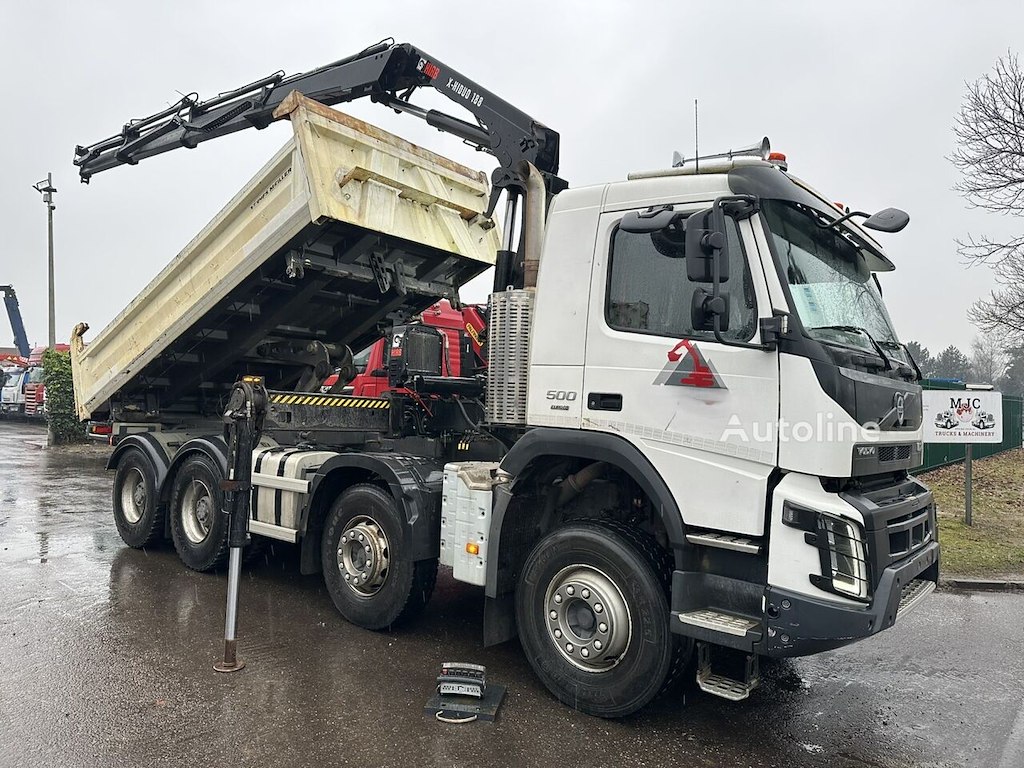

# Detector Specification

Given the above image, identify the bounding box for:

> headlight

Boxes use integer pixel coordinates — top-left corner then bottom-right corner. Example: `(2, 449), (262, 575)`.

(781, 502), (870, 601)
(819, 514), (869, 600)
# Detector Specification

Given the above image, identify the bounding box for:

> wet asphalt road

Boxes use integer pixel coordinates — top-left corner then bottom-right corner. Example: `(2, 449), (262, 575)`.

(1, 421), (1023, 768)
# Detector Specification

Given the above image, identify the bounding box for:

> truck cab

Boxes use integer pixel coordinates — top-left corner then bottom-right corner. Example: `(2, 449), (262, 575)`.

(971, 409), (996, 430)
(495, 154), (936, 681)
(1, 366), (28, 416)
(22, 366), (46, 418)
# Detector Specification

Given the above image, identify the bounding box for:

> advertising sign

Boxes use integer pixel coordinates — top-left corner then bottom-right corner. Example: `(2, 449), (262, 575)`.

(922, 390), (1002, 443)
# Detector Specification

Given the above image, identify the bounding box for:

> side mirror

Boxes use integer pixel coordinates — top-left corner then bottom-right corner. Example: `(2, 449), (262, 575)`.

(684, 209), (730, 283)
(691, 288), (730, 332)
(862, 207), (909, 233)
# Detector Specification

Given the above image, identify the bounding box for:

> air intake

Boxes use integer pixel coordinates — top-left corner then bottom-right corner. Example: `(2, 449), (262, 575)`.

(486, 290), (534, 425)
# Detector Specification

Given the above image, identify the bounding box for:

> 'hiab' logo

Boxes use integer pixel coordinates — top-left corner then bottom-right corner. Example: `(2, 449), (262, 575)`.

(653, 340), (726, 389)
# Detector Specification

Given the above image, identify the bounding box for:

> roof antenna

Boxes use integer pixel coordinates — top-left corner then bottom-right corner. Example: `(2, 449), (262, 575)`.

(694, 99), (699, 173)
(670, 100), (702, 169)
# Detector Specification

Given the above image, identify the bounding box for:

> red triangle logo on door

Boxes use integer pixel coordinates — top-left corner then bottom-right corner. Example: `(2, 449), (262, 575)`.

(653, 340), (726, 389)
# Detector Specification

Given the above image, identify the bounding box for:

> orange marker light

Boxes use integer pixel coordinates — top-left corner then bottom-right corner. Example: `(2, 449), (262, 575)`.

(465, 542), (480, 556)
(767, 151), (789, 171)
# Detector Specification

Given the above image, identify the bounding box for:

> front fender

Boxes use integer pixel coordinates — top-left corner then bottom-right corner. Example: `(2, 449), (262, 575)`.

(498, 428), (688, 562)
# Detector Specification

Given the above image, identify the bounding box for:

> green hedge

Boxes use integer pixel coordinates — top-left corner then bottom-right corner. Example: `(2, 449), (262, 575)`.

(43, 348), (85, 444)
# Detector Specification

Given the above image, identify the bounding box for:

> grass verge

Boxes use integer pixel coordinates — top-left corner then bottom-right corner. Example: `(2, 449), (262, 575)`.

(920, 449), (1024, 578)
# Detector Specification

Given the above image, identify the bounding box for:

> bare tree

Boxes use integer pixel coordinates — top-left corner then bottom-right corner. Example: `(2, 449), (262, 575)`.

(952, 52), (1024, 343)
(998, 345), (1024, 394)
(970, 334), (1007, 384)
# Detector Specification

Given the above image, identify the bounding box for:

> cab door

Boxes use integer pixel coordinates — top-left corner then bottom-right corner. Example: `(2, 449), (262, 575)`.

(581, 206), (779, 536)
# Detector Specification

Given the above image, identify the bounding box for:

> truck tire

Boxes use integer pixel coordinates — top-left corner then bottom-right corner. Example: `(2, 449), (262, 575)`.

(515, 521), (689, 718)
(112, 448), (163, 548)
(321, 483), (437, 630)
(169, 454), (229, 572)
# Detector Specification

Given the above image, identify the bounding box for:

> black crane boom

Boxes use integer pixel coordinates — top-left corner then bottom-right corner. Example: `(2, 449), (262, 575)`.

(73, 40), (564, 214)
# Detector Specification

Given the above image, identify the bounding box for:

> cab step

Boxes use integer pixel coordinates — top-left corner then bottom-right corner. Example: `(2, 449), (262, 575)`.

(696, 642), (760, 702)
(897, 578), (935, 618)
(684, 531), (761, 554)
(677, 608), (760, 637)
(671, 572), (763, 651)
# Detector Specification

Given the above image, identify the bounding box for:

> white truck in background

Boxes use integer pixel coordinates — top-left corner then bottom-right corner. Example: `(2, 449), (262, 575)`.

(71, 40), (938, 717)
(1, 366), (28, 416)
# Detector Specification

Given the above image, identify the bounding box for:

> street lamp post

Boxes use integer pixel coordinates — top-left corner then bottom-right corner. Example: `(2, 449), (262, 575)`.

(32, 173), (57, 348)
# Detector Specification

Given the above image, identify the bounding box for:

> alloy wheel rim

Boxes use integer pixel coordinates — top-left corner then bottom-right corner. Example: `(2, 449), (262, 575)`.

(543, 564), (632, 672)
(337, 515), (390, 597)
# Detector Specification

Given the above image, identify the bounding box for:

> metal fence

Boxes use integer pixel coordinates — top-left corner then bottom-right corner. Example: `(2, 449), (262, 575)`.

(916, 380), (1024, 473)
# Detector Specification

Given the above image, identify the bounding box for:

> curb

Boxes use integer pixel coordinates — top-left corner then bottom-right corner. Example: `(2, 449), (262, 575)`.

(939, 578), (1024, 592)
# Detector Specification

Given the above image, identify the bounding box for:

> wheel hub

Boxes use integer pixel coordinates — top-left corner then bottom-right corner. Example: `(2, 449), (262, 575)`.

(195, 497), (212, 527)
(337, 516), (390, 597)
(544, 565), (631, 672)
(120, 468), (146, 524)
(181, 479), (214, 545)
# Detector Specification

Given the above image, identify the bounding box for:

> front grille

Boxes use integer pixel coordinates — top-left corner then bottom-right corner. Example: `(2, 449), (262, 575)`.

(841, 478), (935, 584)
(886, 505), (933, 559)
(878, 444), (912, 463)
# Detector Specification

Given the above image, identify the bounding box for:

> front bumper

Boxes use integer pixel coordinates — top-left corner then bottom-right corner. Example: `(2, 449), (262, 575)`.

(763, 539), (939, 657)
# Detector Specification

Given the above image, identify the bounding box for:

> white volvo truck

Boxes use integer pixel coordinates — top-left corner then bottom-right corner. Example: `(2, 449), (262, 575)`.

(71, 41), (937, 717)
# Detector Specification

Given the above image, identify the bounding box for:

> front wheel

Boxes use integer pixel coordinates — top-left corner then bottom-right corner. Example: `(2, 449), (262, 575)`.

(169, 455), (229, 572)
(321, 484), (436, 630)
(515, 522), (690, 718)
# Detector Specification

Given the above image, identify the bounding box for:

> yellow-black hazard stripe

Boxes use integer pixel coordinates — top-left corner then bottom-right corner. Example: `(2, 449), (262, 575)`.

(268, 394), (390, 409)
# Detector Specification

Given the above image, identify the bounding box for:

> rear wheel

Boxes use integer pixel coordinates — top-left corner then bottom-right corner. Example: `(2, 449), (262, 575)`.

(321, 483), (436, 630)
(169, 455), (229, 572)
(112, 448), (163, 548)
(515, 522), (690, 718)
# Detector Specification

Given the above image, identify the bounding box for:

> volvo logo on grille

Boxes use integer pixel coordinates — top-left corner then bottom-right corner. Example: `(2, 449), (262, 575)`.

(894, 392), (907, 426)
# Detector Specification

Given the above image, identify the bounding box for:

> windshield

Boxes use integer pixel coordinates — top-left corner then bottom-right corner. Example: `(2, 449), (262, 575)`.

(761, 199), (906, 361)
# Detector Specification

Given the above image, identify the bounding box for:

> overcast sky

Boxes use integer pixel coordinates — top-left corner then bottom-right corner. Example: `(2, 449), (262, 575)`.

(1, 0), (1020, 357)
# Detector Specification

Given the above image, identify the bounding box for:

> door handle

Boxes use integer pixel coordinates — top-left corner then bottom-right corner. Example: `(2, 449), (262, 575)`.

(587, 392), (622, 411)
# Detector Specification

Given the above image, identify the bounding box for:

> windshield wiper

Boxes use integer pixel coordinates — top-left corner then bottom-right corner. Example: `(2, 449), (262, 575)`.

(809, 325), (893, 371)
(877, 339), (922, 381)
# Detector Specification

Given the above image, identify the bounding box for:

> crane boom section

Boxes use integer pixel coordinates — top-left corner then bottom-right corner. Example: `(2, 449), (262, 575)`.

(0, 285), (30, 358)
(73, 41), (562, 211)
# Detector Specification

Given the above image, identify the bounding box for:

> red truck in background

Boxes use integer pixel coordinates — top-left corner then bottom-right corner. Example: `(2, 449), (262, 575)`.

(322, 299), (486, 395)
(23, 344), (70, 418)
